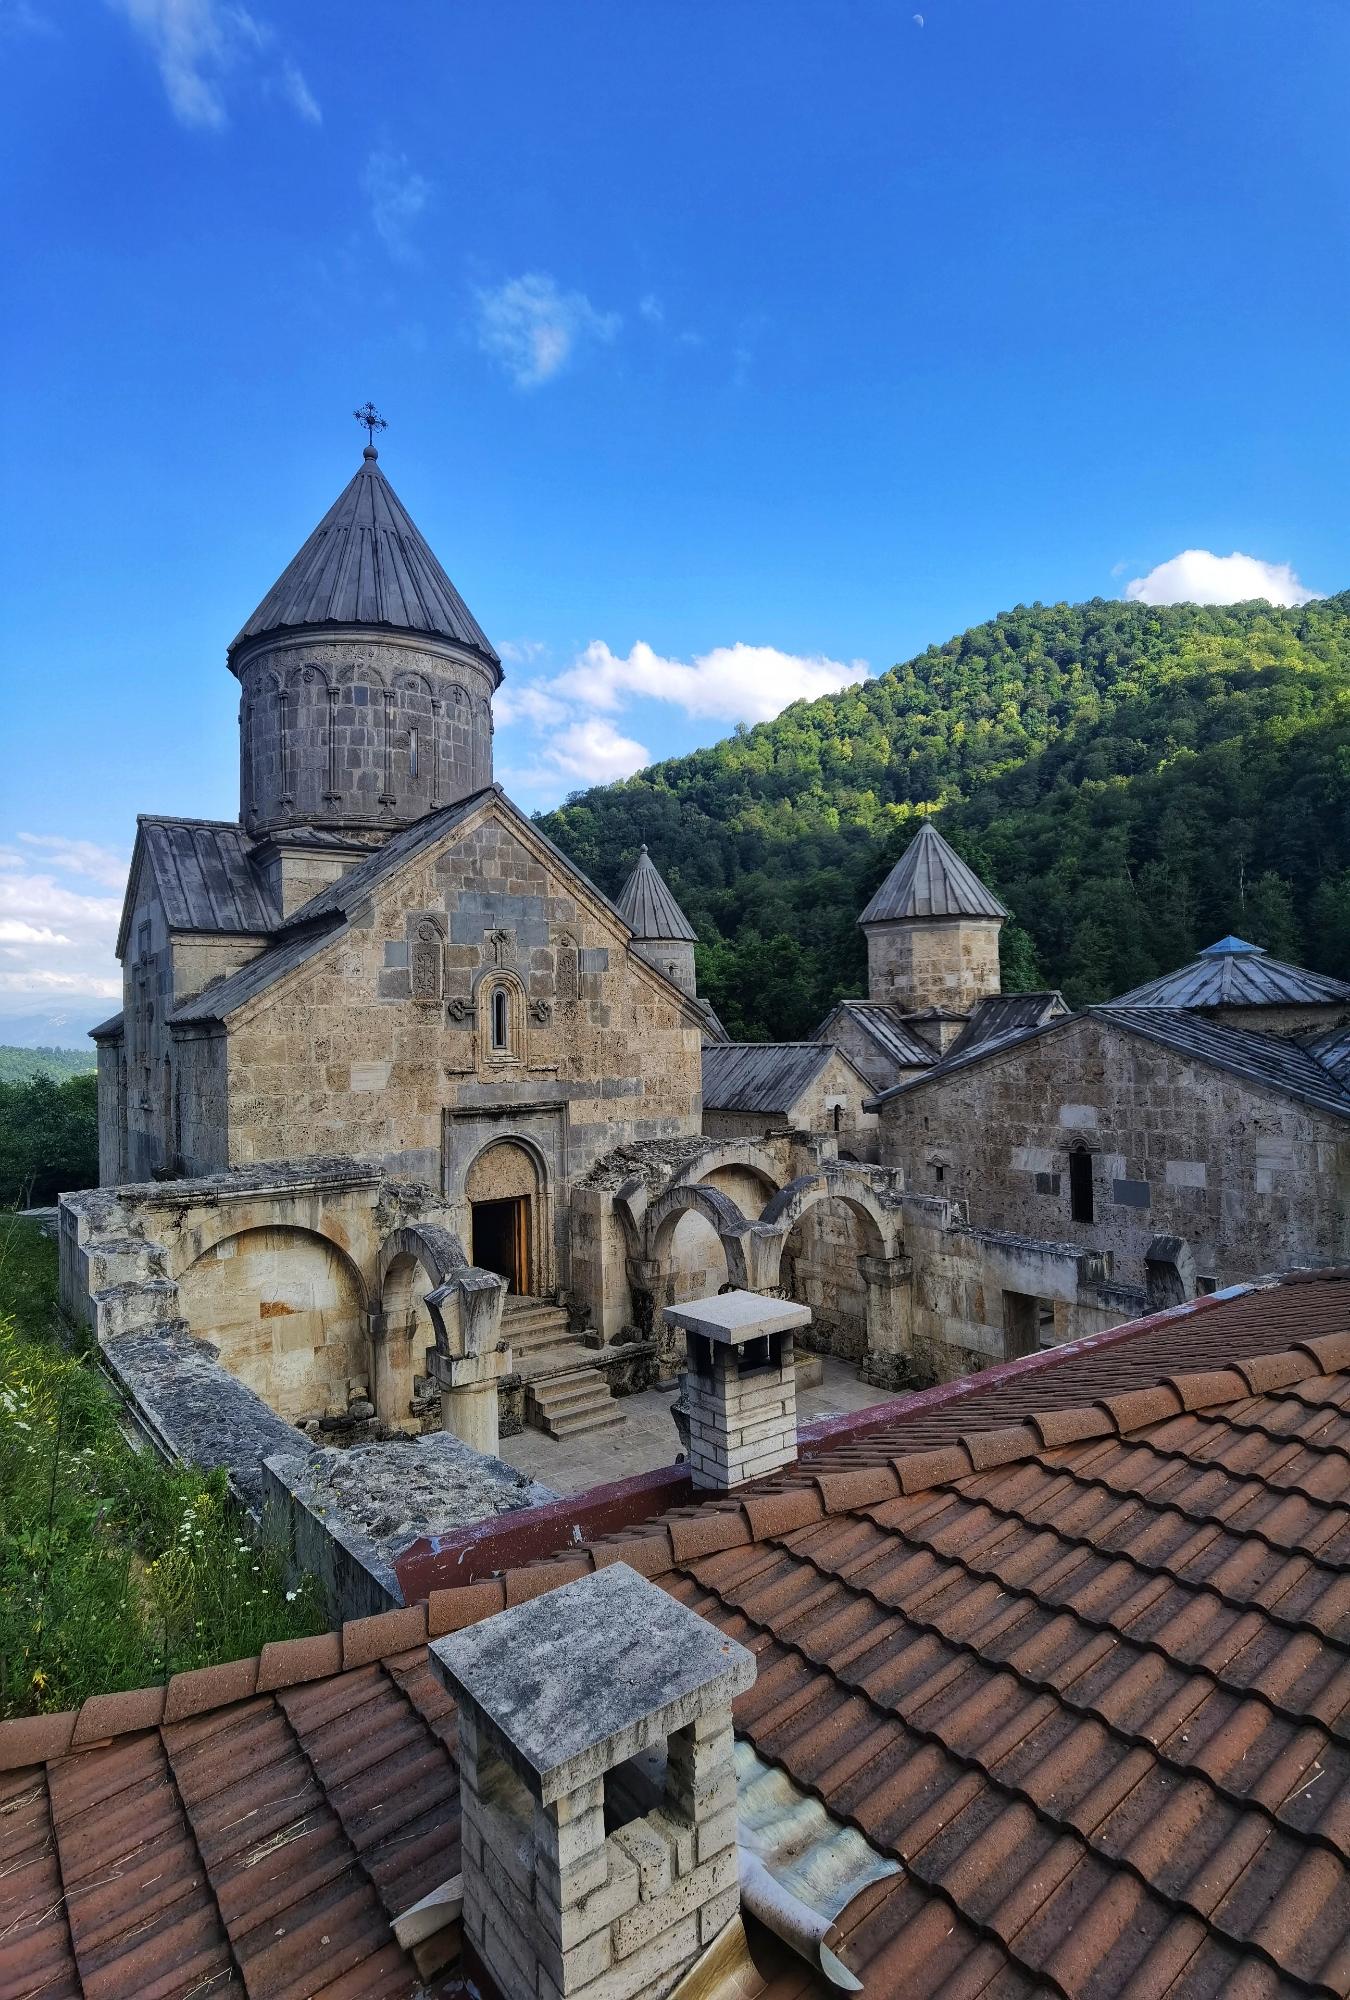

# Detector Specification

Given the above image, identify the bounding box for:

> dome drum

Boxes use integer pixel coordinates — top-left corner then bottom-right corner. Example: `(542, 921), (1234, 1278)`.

(236, 628), (495, 838)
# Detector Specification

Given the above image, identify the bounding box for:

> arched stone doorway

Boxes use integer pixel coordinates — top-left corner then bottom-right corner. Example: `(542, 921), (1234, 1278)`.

(465, 1140), (545, 1295)
(178, 1225), (368, 1422)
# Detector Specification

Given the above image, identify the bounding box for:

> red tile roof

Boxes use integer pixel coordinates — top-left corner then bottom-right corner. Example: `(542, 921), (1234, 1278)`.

(6, 1273), (1350, 1999)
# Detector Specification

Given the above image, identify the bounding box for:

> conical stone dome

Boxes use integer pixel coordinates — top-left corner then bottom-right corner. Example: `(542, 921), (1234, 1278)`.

(229, 448), (500, 840)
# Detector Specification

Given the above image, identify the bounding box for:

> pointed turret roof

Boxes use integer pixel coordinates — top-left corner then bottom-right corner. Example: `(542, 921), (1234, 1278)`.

(615, 845), (697, 941)
(229, 446), (499, 670)
(859, 821), (1008, 926)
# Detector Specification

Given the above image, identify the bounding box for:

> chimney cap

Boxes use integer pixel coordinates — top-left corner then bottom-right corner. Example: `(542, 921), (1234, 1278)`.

(664, 1288), (812, 1347)
(430, 1563), (755, 1804)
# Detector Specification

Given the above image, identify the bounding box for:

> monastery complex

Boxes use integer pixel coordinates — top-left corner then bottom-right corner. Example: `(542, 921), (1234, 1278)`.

(61, 444), (1350, 1458)
(18, 444), (1350, 2000)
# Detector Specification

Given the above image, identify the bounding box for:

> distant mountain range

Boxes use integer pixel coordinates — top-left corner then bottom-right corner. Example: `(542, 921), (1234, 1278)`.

(0, 1010), (108, 1054)
(539, 593), (1350, 1040)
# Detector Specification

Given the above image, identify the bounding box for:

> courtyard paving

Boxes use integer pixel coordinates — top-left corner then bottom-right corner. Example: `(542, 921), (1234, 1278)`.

(495, 1356), (899, 1495)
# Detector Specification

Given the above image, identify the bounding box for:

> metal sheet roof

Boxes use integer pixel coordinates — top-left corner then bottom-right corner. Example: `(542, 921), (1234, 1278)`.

(1112, 936), (1350, 1009)
(614, 845), (698, 942)
(858, 822), (1008, 926)
(818, 1001), (935, 1068)
(138, 816), (278, 936)
(1308, 1023), (1350, 1085)
(230, 447), (500, 669)
(702, 1041), (842, 1114)
(943, 990), (1069, 1061)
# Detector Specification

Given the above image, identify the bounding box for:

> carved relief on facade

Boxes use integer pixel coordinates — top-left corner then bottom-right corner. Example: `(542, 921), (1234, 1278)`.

(410, 916), (445, 1004)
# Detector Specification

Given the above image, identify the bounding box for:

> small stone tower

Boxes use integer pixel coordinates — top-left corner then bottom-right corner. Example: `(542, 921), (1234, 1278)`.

(615, 845), (699, 997)
(859, 821), (1007, 1014)
(228, 445), (501, 843)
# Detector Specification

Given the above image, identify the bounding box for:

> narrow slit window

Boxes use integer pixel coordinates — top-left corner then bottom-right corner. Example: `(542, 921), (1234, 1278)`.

(1069, 1147), (1094, 1224)
(491, 986), (509, 1051)
(409, 727), (418, 778)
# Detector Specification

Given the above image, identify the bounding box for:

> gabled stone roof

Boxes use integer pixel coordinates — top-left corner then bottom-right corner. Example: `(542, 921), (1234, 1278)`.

(115, 817), (279, 959)
(701, 1041), (867, 1115)
(613, 845), (698, 942)
(814, 1000), (935, 1068)
(1112, 936), (1350, 1010)
(229, 446), (500, 670)
(857, 821), (1008, 925)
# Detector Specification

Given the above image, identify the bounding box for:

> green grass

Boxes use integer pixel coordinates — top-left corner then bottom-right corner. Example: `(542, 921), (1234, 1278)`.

(0, 1215), (326, 1719)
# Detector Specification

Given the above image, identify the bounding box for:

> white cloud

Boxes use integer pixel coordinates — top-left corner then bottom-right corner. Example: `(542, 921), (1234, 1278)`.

(493, 681), (568, 730)
(15, 834), (131, 890)
(277, 57), (320, 123)
(0, 838), (126, 1024)
(107, 0), (319, 130)
(639, 292), (664, 324)
(1124, 549), (1319, 608)
(549, 640), (870, 724)
(475, 273), (620, 389)
(543, 720), (651, 785)
(364, 148), (430, 262)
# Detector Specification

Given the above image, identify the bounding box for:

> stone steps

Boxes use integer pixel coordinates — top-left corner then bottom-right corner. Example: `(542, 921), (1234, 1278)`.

(526, 1368), (623, 1440)
(505, 1296), (624, 1437)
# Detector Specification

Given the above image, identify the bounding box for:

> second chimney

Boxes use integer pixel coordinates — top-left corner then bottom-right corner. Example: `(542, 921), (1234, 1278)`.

(664, 1290), (810, 1491)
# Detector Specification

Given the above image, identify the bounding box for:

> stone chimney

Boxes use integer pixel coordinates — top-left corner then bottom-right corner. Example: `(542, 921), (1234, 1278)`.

(664, 1291), (810, 1491)
(431, 1563), (755, 2000)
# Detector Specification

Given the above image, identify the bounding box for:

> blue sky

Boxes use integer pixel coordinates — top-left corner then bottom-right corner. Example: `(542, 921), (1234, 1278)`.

(3, 0), (1349, 1039)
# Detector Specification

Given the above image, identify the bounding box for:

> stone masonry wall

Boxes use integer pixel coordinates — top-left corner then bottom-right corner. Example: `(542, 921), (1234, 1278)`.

(865, 916), (1002, 1013)
(235, 629), (496, 839)
(879, 1014), (1350, 1289)
(222, 801), (704, 1296)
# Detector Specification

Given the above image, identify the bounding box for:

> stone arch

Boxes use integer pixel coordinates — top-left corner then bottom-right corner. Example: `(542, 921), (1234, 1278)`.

(374, 1222), (469, 1427)
(760, 1171), (895, 1363)
(646, 1183), (753, 1293)
(757, 1170), (892, 1255)
(178, 1224), (369, 1423)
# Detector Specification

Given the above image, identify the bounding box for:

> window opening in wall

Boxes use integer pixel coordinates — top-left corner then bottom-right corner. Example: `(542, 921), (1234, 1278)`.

(1068, 1146), (1094, 1224)
(491, 986), (509, 1051)
(932, 1161), (945, 1184)
(409, 727), (418, 779)
(1197, 1275), (1219, 1295)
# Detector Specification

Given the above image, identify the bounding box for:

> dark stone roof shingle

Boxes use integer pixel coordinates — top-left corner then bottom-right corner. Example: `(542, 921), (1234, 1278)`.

(702, 1041), (854, 1115)
(135, 817), (277, 938)
(815, 1001), (935, 1068)
(858, 821), (1008, 925)
(230, 447), (500, 669)
(613, 846), (697, 942)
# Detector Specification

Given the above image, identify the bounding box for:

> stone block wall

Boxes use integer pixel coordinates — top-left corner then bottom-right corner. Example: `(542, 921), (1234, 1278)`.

(222, 802), (704, 1304)
(878, 1014), (1350, 1291)
(682, 1337), (797, 1490)
(457, 1710), (740, 2000)
(235, 630), (496, 839)
(865, 915), (1002, 1014)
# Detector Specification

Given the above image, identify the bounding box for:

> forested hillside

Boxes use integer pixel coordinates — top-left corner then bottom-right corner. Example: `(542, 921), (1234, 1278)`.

(538, 594), (1350, 1038)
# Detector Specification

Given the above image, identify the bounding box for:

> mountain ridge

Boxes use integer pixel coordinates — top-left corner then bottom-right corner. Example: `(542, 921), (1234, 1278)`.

(537, 591), (1350, 1038)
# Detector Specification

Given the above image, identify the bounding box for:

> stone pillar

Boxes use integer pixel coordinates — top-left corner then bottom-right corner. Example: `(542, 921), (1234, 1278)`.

(663, 1291), (810, 1491)
(430, 1563), (756, 2000)
(858, 1252), (913, 1378)
(424, 1266), (508, 1456)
